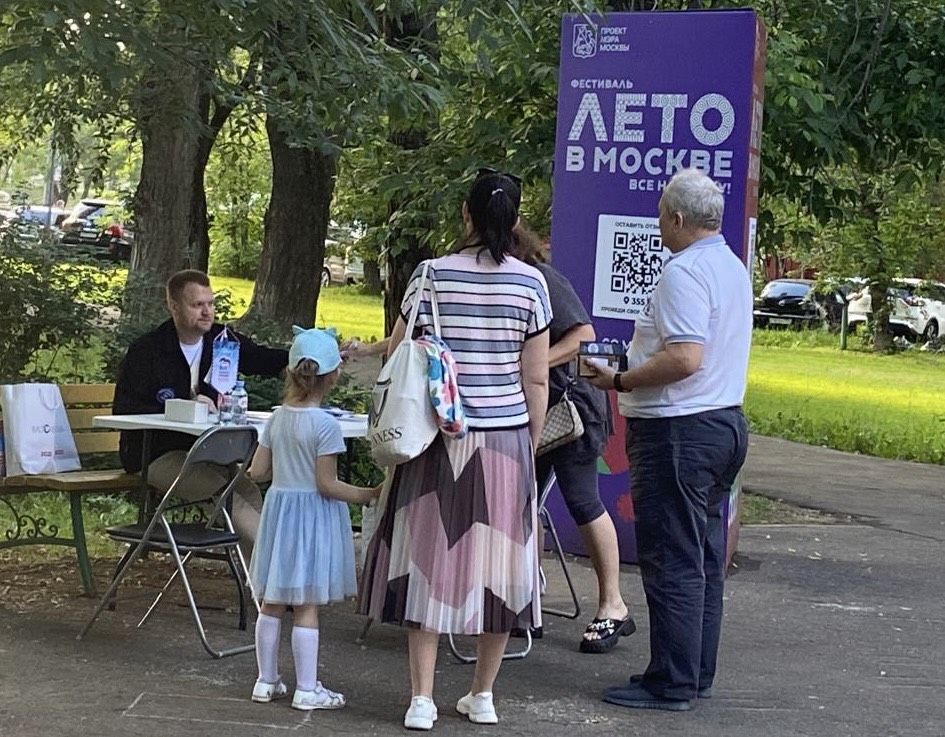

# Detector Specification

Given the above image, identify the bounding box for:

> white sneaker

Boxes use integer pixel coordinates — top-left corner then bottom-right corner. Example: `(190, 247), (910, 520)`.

(404, 695), (438, 730)
(456, 691), (498, 724)
(251, 678), (288, 703)
(291, 682), (346, 711)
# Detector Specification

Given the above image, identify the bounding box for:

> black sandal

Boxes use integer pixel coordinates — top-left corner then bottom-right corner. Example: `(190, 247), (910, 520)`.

(579, 615), (636, 653)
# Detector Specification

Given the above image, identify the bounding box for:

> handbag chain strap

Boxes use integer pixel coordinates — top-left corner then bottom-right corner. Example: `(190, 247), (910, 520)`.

(562, 362), (577, 398)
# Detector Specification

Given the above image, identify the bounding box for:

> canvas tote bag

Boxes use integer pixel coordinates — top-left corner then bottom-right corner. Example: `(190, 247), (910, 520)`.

(0, 383), (81, 475)
(368, 262), (441, 466)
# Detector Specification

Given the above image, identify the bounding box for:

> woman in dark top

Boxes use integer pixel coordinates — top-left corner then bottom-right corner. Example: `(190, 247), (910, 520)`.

(515, 230), (635, 653)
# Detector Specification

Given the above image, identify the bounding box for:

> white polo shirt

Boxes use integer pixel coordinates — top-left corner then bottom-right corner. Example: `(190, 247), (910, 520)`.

(618, 234), (752, 419)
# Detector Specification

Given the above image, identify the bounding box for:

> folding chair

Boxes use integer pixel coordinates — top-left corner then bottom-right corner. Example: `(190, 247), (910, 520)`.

(446, 469), (582, 663)
(78, 425), (260, 659)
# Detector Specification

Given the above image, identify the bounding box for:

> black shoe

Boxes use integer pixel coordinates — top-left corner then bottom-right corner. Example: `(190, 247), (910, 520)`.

(509, 625), (542, 639)
(602, 682), (692, 711)
(629, 673), (712, 699)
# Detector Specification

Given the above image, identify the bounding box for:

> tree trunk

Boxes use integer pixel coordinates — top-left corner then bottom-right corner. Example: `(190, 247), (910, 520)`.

(385, 205), (435, 335)
(383, 11), (439, 335)
(363, 260), (383, 295)
(190, 78), (247, 273)
(129, 60), (204, 318)
(859, 184), (894, 353)
(241, 116), (338, 330)
(870, 281), (894, 352)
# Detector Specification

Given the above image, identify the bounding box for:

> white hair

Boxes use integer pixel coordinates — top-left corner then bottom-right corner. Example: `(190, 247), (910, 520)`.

(659, 169), (724, 230)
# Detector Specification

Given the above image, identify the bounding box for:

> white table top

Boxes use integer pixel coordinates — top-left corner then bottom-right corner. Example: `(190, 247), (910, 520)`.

(94, 410), (369, 439)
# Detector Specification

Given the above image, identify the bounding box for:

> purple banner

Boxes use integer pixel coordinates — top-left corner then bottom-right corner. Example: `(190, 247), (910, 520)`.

(547, 10), (766, 564)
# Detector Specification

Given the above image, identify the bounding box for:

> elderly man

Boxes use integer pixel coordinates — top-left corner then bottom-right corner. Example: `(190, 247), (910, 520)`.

(113, 269), (288, 546)
(585, 168), (752, 711)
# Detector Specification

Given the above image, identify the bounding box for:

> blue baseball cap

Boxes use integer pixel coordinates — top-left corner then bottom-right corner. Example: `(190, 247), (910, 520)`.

(288, 326), (341, 375)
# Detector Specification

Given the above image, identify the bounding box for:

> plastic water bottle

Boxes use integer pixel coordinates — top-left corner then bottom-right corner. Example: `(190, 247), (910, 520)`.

(219, 391), (234, 425)
(231, 381), (249, 425)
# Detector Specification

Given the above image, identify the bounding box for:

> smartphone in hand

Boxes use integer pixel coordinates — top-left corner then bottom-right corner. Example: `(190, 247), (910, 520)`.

(578, 341), (620, 377)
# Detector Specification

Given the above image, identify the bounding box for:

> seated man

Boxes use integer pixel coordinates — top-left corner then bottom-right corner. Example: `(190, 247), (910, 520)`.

(113, 269), (289, 547)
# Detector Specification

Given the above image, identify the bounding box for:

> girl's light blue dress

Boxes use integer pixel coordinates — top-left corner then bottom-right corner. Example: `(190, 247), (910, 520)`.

(250, 406), (356, 605)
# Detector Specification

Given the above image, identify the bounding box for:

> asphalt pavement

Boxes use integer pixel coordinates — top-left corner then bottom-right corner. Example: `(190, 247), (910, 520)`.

(1, 434), (942, 737)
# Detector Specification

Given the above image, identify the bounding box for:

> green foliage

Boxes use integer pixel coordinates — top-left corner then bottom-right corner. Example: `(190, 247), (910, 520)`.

(746, 342), (945, 464)
(334, 0), (596, 256)
(206, 118), (270, 279)
(751, 327), (843, 350)
(0, 231), (115, 382)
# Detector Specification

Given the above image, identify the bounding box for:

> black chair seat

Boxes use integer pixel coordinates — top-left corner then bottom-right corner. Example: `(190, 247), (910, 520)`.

(107, 522), (240, 549)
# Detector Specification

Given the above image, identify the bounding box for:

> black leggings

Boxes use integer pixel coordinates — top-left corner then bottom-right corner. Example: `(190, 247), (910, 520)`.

(536, 453), (606, 527)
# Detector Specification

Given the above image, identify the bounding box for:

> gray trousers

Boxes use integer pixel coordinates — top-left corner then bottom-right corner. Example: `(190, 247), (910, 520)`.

(147, 450), (263, 552)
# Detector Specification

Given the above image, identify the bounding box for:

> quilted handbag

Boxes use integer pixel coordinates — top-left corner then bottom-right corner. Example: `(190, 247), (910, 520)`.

(535, 380), (584, 457)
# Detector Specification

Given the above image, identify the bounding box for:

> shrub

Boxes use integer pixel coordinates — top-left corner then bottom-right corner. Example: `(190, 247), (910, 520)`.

(0, 231), (114, 382)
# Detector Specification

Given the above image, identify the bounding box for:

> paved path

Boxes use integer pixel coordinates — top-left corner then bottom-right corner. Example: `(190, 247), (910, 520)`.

(744, 434), (944, 540)
(2, 436), (943, 737)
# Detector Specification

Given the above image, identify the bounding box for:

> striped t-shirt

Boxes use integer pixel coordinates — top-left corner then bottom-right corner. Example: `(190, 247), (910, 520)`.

(401, 252), (552, 430)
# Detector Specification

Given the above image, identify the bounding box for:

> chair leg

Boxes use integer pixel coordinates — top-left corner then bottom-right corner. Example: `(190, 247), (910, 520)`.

(232, 541), (260, 616)
(165, 538), (254, 659)
(137, 550), (193, 628)
(223, 548), (247, 631)
(355, 617), (373, 644)
(107, 544), (138, 611)
(539, 507), (581, 620)
(69, 495), (96, 597)
(77, 538), (151, 641)
(447, 630), (532, 664)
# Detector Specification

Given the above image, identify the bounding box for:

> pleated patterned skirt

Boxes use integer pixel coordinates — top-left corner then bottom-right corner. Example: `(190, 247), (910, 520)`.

(357, 428), (541, 635)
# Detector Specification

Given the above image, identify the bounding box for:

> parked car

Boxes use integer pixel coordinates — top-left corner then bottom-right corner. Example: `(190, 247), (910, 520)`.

(847, 278), (945, 341)
(343, 253), (388, 285)
(321, 253), (346, 287)
(753, 278), (846, 328)
(59, 198), (133, 261)
(0, 205), (68, 241)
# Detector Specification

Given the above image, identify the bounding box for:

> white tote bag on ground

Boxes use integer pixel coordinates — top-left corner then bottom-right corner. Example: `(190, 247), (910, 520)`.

(0, 383), (81, 475)
(368, 261), (441, 467)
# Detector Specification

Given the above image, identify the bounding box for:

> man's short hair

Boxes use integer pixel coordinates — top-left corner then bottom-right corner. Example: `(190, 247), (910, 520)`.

(660, 169), (724, 231)
(166, 270), (211, 303)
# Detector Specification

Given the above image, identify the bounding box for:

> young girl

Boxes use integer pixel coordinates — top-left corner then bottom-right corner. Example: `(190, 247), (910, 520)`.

(248, 326), (380, 711)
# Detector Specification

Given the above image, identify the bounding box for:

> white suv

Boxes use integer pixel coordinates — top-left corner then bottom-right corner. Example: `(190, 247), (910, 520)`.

(847, 278), (945, 341)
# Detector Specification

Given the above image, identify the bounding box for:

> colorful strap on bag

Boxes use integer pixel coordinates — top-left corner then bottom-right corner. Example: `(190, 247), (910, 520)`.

(416, 334), (467, 438)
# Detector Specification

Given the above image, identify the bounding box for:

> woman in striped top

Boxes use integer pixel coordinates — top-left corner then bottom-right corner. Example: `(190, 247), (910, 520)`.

(358, 171), (551, 730)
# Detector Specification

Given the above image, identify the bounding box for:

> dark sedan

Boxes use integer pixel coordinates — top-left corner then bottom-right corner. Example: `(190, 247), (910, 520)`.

(59, 198), (133, 260)
(753, 279), (846, 329)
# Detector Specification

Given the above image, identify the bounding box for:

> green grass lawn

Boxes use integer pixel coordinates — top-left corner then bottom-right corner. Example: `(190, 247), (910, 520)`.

(210, 277), (386, 343)
(746, 335), (945, 464)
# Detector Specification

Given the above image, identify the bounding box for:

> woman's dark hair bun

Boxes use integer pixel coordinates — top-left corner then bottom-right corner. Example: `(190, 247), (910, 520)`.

(464, 173), (520, 264)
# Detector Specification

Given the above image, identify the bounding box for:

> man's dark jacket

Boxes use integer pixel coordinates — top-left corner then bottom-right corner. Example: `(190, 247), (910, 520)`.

(112, 319), (288, 473)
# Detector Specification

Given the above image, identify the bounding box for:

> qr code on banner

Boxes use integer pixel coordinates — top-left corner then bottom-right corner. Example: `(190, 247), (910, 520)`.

(609, 229), (664, 296)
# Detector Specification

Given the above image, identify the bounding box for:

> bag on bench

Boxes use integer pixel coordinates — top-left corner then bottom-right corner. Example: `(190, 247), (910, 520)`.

(1, 383), (81, 475)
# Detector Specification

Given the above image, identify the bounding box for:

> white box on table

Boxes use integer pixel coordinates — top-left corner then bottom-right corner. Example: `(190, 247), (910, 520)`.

(164, 399), (209, 424)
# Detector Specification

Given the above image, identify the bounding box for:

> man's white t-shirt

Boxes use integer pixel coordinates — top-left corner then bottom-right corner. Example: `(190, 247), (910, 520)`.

(618, 234), (752, 419)
(180, 341), (203, 397)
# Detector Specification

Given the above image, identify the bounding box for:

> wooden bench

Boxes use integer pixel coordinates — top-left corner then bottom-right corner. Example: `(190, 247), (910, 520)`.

(0, 383), (140, 596)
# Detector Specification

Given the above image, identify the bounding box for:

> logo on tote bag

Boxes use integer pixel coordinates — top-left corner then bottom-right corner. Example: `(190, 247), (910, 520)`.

(367, 380), (404, 446)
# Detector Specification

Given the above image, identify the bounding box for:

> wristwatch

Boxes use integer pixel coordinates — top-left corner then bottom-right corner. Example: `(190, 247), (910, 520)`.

(613, 372), (627, 392)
